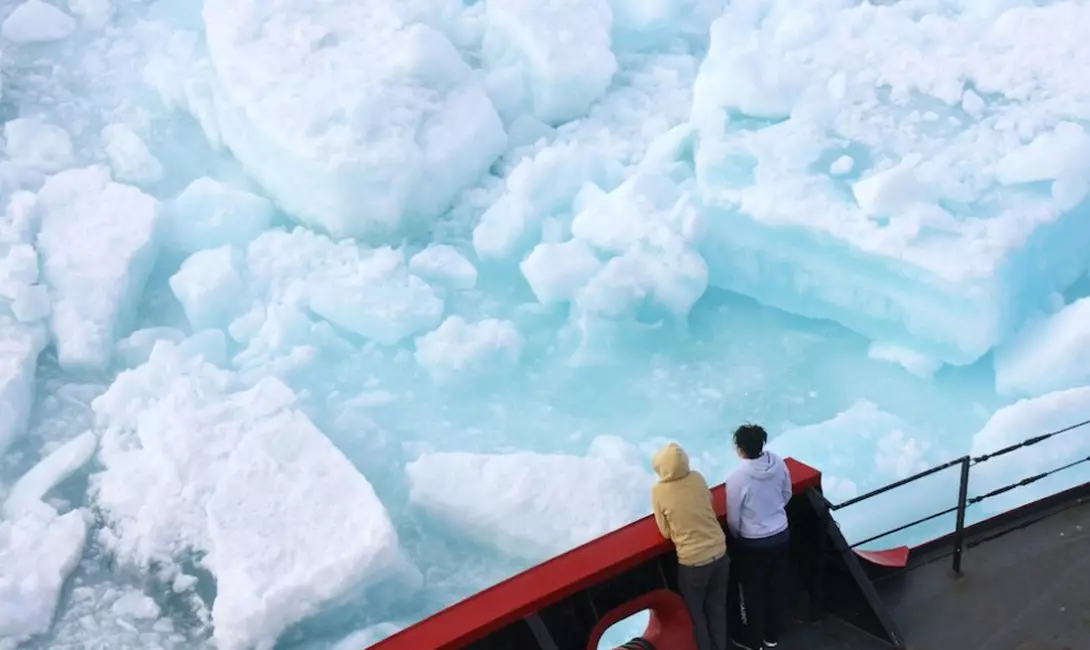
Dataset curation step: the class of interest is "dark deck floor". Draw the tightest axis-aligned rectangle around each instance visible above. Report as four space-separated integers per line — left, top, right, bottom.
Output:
784 495 1090 650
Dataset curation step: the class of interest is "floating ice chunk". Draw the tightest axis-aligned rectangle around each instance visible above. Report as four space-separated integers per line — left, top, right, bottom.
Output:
571 171 704 254
202 0 506 241
521 239 602 305
67 0 114 30
207 401 420 650
995 122 1090 186
92 345 420 650
867 342 942 379
482 0 616 125
100 124 164 186
576 243 708 319
0 318 48 457
414 316 522 379
0 508 87 646
829 155 854 176
970 387 1090 515
178 329 228 368
961 89 985 117
0 241 50 323
409 245 478 290
610 0 681 46
0 432 94 646
110 591 160 621
3 431 96 518
308 247 445 346
769 401 947 544
473 144 620 260
994 298 1090 397
162 177 275 256
689 1 1090 366
35 166 160 372
407 440 653 560
169 246 245 331
114 327 187 369
1 0 76 44
690 15 802 124
4 118 73 173
852 156 927 217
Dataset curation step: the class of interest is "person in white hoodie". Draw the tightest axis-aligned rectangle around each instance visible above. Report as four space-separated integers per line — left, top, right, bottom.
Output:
725 424 793 650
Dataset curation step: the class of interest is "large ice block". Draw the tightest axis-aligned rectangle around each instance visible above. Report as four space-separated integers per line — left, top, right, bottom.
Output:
0 432 96 646
406 440 654 561
970 387 1090 515
201 0 507 241
993 297 1090 397
35 166 160 372
91 342 420 650
690 0 1090 365
482 0 617 125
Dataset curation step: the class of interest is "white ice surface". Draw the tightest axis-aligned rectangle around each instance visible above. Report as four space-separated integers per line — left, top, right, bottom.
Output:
407 439 654 561
993 298 1090 397
0 318 47 457
0 194 49 457
35 166 160 372
4 118 73 174
2 0 76 44
162 177 275 256
690 0 1090 365
91 342 421 650
482 0 617 125
970 387 1090 515
99 123 164 186
200 0 507 241
409 245 478 291
0 432 95 648
415 316 522 380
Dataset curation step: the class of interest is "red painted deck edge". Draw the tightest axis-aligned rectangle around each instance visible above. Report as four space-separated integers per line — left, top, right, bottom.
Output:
371 458 822 650
854 547 910 569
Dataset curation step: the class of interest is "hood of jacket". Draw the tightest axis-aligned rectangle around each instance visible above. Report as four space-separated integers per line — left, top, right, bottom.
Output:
739 450 783 481
653 443 691 482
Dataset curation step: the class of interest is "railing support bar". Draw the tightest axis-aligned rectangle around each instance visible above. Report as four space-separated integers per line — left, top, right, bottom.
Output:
951 456 972 576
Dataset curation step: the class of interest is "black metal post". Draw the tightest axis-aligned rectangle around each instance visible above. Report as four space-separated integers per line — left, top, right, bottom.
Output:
810 490 829 621
951 456 971 576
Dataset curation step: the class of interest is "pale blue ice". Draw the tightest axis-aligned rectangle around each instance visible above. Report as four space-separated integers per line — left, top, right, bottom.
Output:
3 0 1090 648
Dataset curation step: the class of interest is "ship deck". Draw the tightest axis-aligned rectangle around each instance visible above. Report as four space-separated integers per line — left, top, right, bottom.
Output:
786 491 1090 650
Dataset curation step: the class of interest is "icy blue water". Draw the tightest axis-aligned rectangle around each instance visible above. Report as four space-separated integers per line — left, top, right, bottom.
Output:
3 0 1090 648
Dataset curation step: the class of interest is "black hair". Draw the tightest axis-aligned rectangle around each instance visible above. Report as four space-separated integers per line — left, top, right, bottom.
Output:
733 424 768 459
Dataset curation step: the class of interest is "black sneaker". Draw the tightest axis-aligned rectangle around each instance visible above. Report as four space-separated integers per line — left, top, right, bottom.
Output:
763 641 779 648
731 640 759 650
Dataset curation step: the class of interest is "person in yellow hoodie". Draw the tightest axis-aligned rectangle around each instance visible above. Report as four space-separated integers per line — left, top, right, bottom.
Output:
652 442 729 650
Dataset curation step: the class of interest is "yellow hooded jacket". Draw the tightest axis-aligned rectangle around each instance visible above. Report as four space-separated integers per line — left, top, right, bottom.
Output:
651 443 726 567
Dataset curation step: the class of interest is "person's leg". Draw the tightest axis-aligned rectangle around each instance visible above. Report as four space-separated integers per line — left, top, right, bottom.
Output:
737 546 770 649
762 540 791 646
704 555 730 650
678 561 714 650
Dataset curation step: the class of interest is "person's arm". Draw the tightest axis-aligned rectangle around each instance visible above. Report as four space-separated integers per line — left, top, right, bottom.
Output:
780 461 793 507
726 476 744 538
652 489 670 539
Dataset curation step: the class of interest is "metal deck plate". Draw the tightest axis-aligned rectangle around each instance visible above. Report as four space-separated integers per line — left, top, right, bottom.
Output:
785 496 1090 650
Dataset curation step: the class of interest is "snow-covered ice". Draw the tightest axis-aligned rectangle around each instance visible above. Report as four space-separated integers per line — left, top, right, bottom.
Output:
36 166 160 372
92 342 420 649
691 0 1090 367
3 0 1090 647
407 438 654 561
200 0 507 241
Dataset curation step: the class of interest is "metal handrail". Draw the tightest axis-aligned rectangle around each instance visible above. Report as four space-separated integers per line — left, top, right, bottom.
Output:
827 416 1090 575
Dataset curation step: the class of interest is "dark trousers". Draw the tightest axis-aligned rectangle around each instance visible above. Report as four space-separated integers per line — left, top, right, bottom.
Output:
734 537 790 646
678 553 729 650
